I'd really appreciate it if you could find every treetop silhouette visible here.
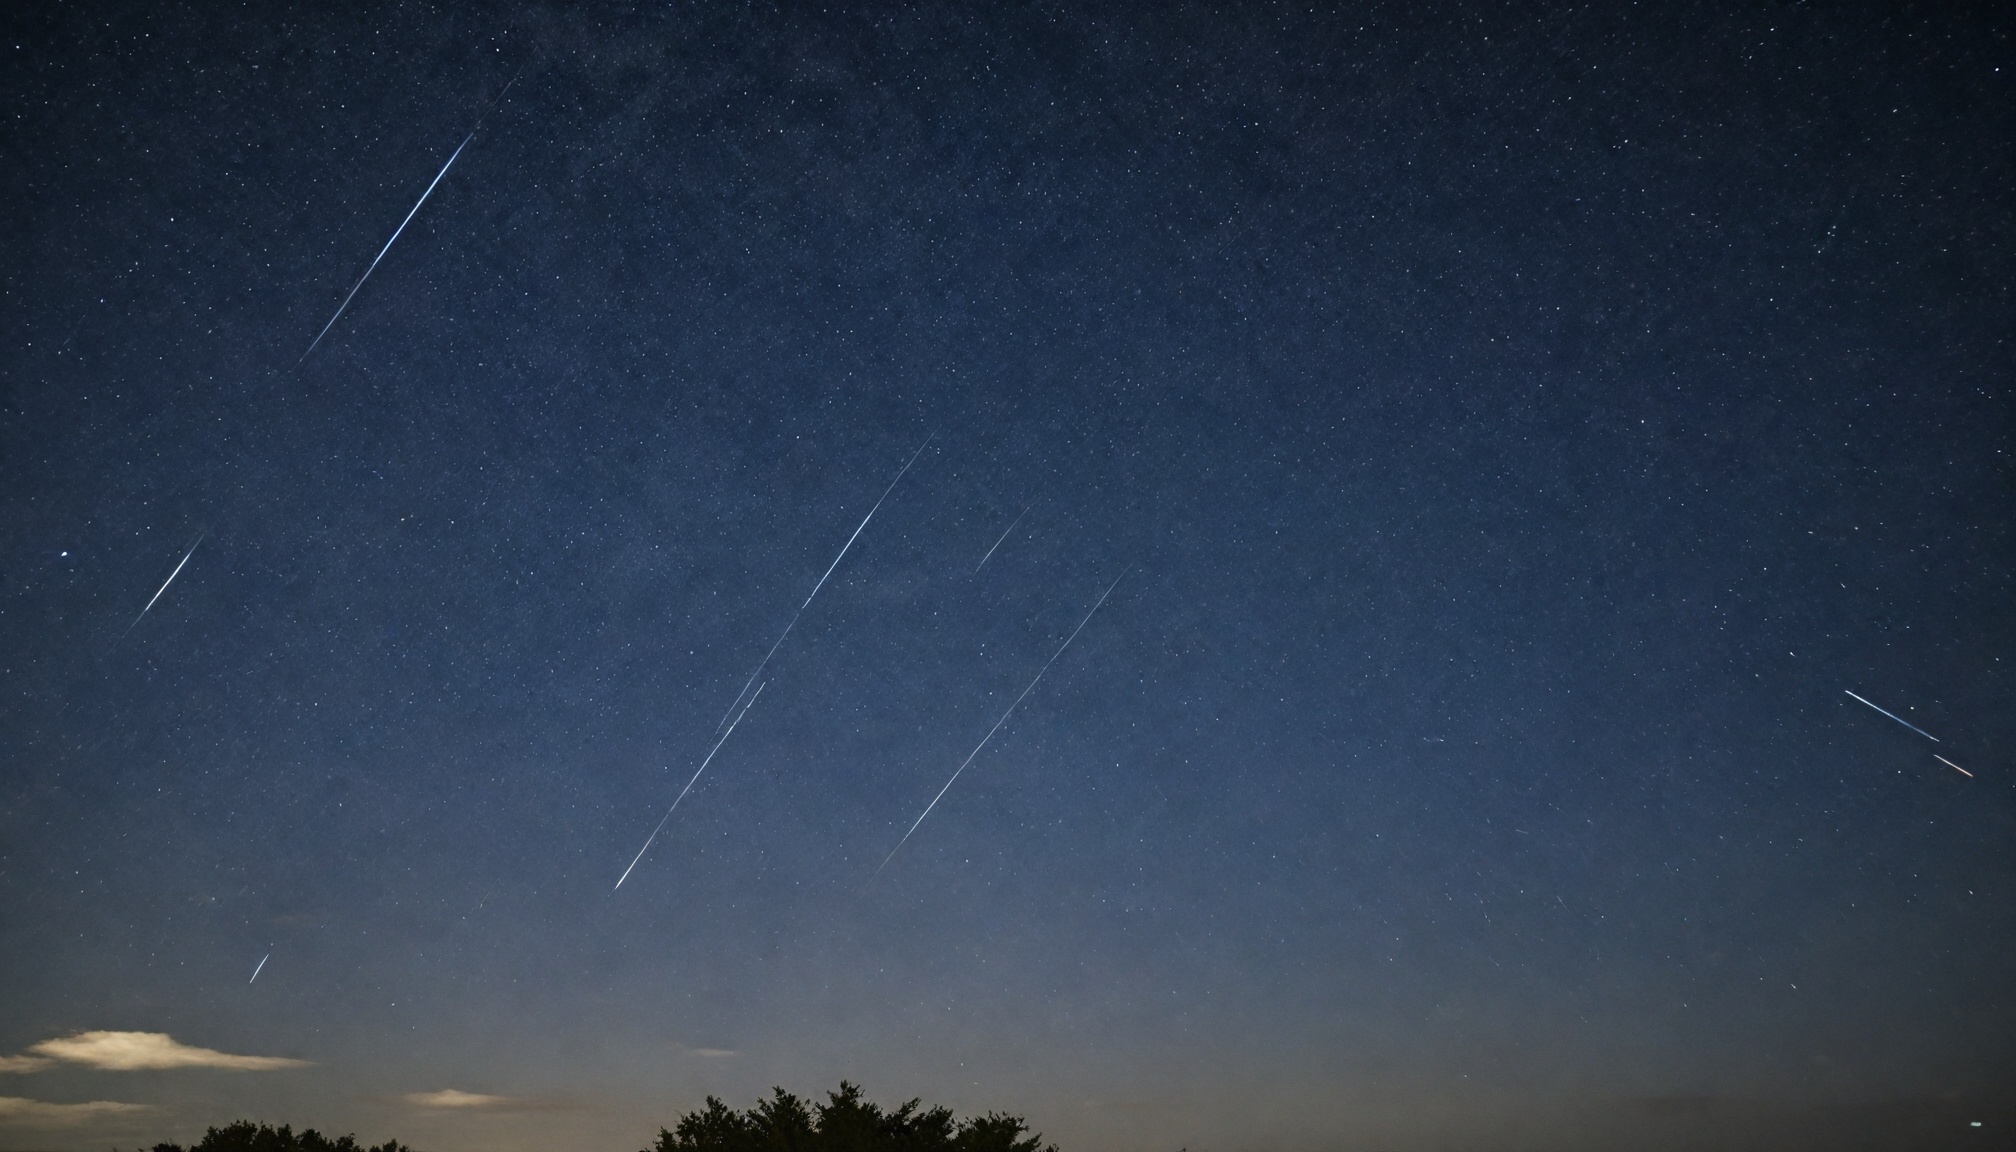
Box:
[647,1081,1056,1152]
[138,1120,410,1152]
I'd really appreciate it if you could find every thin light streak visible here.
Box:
[873,567,1129,881]
[1935,754,1973,778]
[716,434,934,730]
[1844,690,1938,742]
[976,499,1036,573]
[123,534,205,638]
[300,134,472,363]
[615,683,766,892]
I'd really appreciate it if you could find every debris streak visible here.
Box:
[615,683,766,892]
[1843,690,1939,742]
[873,567,1129,881]
[716,435,934,730]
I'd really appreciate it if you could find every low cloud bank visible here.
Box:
[0,1095,152,1127]
[2,1031,308,1072]
[0,1057,53,1073]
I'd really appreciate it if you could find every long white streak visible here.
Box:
[300,134,472,363]
[125,534,205,637]
[1934,754,1973,778]
[800,435,934,615]
[249,954,268,984]
[615,683,766,892]
[975,500,1035,573]
[874,567,1129,880]
[716,435,934,730]
[1844,689,1939,742]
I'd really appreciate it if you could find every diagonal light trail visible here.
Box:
[615,683,766,892]
[1844,689,1939,742]
[300,134,472,363]
[873,567,1129,881]
[715,434,934,730]
[975,498,1035,573]
[123,533,205,639]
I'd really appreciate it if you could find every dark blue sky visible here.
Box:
[2,3,2010,1149]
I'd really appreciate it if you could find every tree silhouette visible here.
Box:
[647,1082,1056,1152]
[137,1120,411,1152]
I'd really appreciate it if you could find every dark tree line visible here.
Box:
[128,1083,1050,1152]
[647,1082,1057,1152]
[135,1120,410,1152]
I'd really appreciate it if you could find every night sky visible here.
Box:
[2,3,2011,1150]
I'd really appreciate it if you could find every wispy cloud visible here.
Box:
[0,1096,152,1127]
[403,1089,515,1109]
[25,1032,309,1071]
[0,1057,53,1074]
[398,1089,579,1112]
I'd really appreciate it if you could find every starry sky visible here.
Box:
[1,3,2011,1150]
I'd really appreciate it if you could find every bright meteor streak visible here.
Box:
[716,434,933,730]
[615,683,766,892]
[1844,689,1939,742]
[1935,754,1973,778]
[300,133,472,363]
[249,954,268,984]
[874,567,1129,881]
[124,533,204,639]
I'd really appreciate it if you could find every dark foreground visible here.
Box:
[113,1083,1050,1152]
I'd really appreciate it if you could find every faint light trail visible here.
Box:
[873,567,1129,881]
[975,499,1036,573]
[716,434,933,730]
[615,683,766,892]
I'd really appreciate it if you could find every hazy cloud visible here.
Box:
[397,1089,581,1112]
[689,1048,739,1059]
[27,1031,309,1071]
[0,1057,53,1074]
[403,1089,514,1109]
[0,1096,153,1127]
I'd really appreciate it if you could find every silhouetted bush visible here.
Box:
[140,1120,410,1152]
[646,1082,1055,1152]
